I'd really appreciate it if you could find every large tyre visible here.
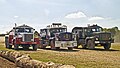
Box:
[56,47,60,50]
[5,41,12,49]
[14,44,19,50]
[75,39,80,49]
[5,36,12,49]
[8,45,12,49]
[32,44,38,51]
[81,44,87,49]
[74,46,78,49]
[104,43,111,50]
[87,40,95,49]
[6,44,12,49]
[50,40,55,50]
[5,40,8,48]
[40,40,46,49]
[39,45,46,49]
[68,47,73,50]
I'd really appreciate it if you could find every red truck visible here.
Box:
[5,24,40,50]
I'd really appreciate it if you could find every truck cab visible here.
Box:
[40,23,77,50]
[72,24,113,50]
[5,24,40,50]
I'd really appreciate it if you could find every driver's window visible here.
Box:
[92,29,96,32]
[31,29,34,33]
[25,29,29,32]
[42,30,46,36]
[15,29,19,32]
[18,28,24,32]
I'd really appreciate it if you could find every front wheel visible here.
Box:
[68,47,73,50]
[50,40,55,50]
[14,44,19,50]
[32,44,38,51]
[39,40,46,49]
[75,39,81,49]
[74,46,79,49]
[87,40,95,49]
[6,44,12,49]
[103,43,111,50]
[8,45,12,49]
[5,41,12,49]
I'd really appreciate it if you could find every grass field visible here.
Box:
[0,36,120,68]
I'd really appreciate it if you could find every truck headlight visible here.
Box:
[31,39,34,41]
[96,38,99,40]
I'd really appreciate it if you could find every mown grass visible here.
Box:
[0,36,120,68]
[28,47,120,68]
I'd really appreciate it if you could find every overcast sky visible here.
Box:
[0,0,120,33]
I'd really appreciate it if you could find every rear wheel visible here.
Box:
[32,44,38,51]
[50,40,55,50]
[103,43,111,50]
[5,39,8,48]
[5,41,12,49]
[5,36,12,49]
[40,40,46,49]
[40,45,46,49]
[14,44,19,50]
[68,47,73,50]
[8,45,12,49]
[87,40,95,49]
[56,47,60,50]
[6,44,12,49]
[75,40,80,48]
[81,44,87,49]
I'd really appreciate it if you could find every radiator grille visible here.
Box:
[99,33,111,41]
[24,34,33,42]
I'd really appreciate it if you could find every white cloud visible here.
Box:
[14,16,19,18]
[88,17,104,21]
[65,11,87,19]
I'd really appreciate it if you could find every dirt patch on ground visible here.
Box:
[0,57,16,68]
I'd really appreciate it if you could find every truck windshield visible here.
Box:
[91,28,102,32]
[16,28,33,33]
[49,28,66,37]
[59,33,72,41]
[50,28,66,33]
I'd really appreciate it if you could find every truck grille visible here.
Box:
[24,34,33,42]
[60,33,72,41]
[99,33,111,41]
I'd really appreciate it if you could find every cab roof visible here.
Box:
[13,24,34,29]
[72,24,102,30]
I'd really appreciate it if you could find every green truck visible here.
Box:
[72,24,114,50]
